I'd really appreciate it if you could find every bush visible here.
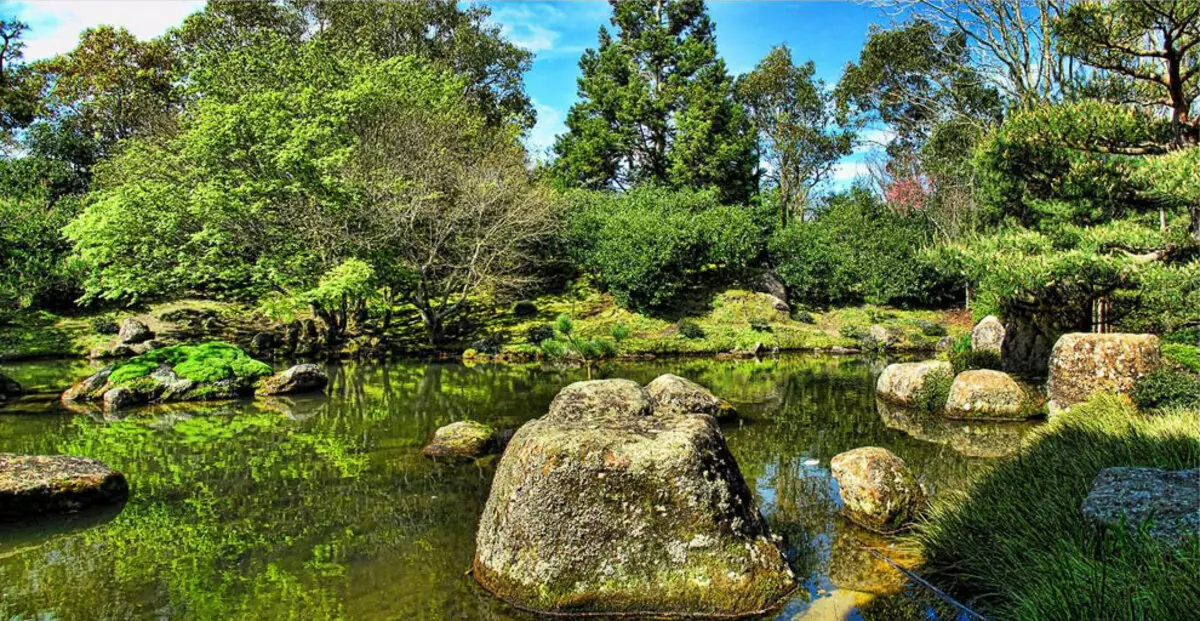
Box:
[915,319,947,337]
[769,187,954,307]
[912,368,953,413]
[949,348,1002,375]
[839,324,865,340]
[539,338,566,358]
[609,323,629,342]
[91,318,119,335]
[526,323,555,345]
[511,300,538,317]
[792,309,815,324]
[1162,343,1200,373]
[1132,367,1200,410]
[748,317,771,332]
[565,187,762,312]
[915,394,1199,620]
[677,319,704,340]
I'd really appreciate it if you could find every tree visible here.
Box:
[552,0,755,203]
[739,45,854,227]
[0,19,40,149]
[1056,0,1199,146]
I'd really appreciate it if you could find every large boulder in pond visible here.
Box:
[1082,467,1198,544]
[971,315,1005,355]
[118,317,153,344]
[830,447,925,534]
[473,379,795,616]
[1048,333,1161,414]
[62,342,272,411]
[944,370,1044,420]
[256,363,328,396]
[422,421,497,461]
[0,373,21,402]
[645,373,737,421]
[0,454,129,520]
[875,361,953,409]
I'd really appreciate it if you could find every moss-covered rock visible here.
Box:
[1048,333,1161,414]
[971,315,1005,355]
[117,318,153,344]
[645,373,737,421]
[474,378,795,616]
[944,369,1044,420]
[62,342,271,411]
[422,421,497,461]
[256,363,328,396]
[875,361,953,410]
[830,447,925,534]
[0,454,129,520]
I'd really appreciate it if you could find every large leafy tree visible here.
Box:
[1055,0,1199,146]
[551,0,755,203]
[738,44,853,227]
[0,19,41,149]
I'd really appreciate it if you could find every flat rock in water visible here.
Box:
[0,454,129,520]
[257,364,328,396]
[1048,333,1161,414]
[422,421,497,461]
[474,378,794,616]
[645,373,737,421]
[1082,467,1199,544]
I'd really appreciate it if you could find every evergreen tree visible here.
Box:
[552,0,755,203]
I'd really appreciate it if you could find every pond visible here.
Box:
[0,355,1036,620]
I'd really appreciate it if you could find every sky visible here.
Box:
[3,0,901,186]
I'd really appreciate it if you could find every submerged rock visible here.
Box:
[830,447,925,534]
[645,373,737,421]
[1048,333,1161,414]
[422,421,497,461]
[474,378,794,616]
[875,361,953,409]
[0,454,129,520]
[257,364,328,396]
[944,370,1044,420]
[1081,467,1198,544]
[118,318,153,344]
[0,373,21,402]
[62,342,271,411]
[971,315,1005,355]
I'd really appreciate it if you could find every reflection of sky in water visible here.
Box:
[0,355,1014,620]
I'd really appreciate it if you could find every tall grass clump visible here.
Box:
[914,394,1199,620]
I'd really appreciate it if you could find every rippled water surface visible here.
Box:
[0,355,1036,620]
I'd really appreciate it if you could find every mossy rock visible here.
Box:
[945,369,1044,420]
[62,342,270,411]
[831,447,925,534]
[422,421,497,461]
[645,373,737,422]
[0,454,129,520]
[474,379,795,616]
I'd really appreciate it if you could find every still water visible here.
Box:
[0,355,1035,620]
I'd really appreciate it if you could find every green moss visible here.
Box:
[110,342,271,385]
[1163,343,1200,373]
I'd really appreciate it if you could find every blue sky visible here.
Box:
[5,0,899,185]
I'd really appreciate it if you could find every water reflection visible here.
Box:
[0,355,1015,620]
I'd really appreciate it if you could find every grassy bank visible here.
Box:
[914,394,1200,620]
[0,285,967,361]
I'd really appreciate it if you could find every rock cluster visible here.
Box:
[1048,333,1161,414]
[944,369,1044,420]
[474,377,794,616]
[830,447,925,534]
[0,454,129,520]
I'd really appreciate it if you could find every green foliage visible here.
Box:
[565,187,760,312]
[551,0,755,203]
[912,367,953,414]
[916,394,1200,620]
[609,323,629,342]
[838,324,865,340]
[792,310,815,324]
[949,349,1002,375]
[109,342,271,385]
[538,313,615,363]
[770,187,952,306]
[1163,344,1200,373]
[677,319,705,340]
[526,324,555,345]
[916,319,947,337]
[1133,368,1200,410]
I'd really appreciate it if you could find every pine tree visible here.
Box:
[551,0,755,203]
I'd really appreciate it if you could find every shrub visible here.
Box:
[109,342,271,384]
[915,319,947,337]
[1162,343,1200,373]
[539,338,566,358]
[839,324,865,340]
[748,317,771,332]
[912,368,953,413]
[511,300,538,317]
[91,318,119,335]
[949,348,1002,375]
[526,323,555,345]
[792,309,815,324]
[677,319,704,340]
[609,323,629,342]
[468,334,503,355]
[1132,367,1200,410]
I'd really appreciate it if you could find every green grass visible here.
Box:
[914,394,1200,620]
[109,342,272,384]
[1162,343,1199,373]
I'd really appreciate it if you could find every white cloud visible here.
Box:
[7,0,205,60]
[831,158,871,186]
[525,99,564,162]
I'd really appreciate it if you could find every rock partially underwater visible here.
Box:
[830,447,925,534]
[0,454,129,520]
[944,369,1044,420]
[256,363,328,396]
[422,421,499,461]
[473,377,795,616]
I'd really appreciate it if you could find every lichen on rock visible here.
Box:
[257,363,328,396]
[473,378,794,616]
[645,373,737,421]
[971,315,1005,355]
[1081,467,1198,544]
[0,454,129,520]
[1048,333,1161,414]
[875,361,953,410]
[422,420,497,461]
[830,447,925,534]
[944,369,1044,420]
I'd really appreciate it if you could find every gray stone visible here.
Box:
[764,294,790,313]
[474,378,794,616]
[935,336,954,353]
[0,454,129,519]
[257,363,328,396]
[944,369,1044,420]
[1048,333,1161,414]
[831,447,925,534]
[971,315,1005,355]
[645,373,737,421]
[1082,467,1199,544]
[102,387,141,412]
[875,361,953,409]
[422,421,497,461]
[1000,314,1056,377]
[118,318,153,344]
[865,325,895,350]
[754,270,788,302]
